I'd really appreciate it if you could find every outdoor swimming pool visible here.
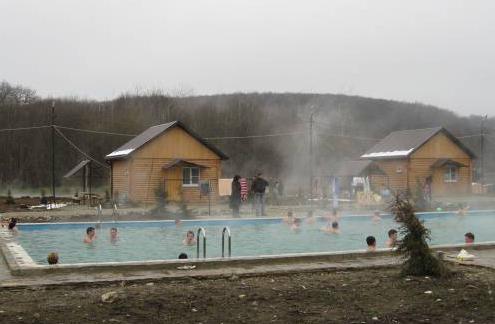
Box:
[13,211,495,265]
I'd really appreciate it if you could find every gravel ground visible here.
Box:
[0,264,493,323]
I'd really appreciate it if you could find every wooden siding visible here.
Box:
[111,126,223,205]
[112,160,130,201]
[131,127,220,160]
[372,160,409,193]
[370,132,473,196]
[409,132,472,196]
[128,158,220,204]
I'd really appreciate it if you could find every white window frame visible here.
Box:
[443,165,458,183]
[182,167,200,187]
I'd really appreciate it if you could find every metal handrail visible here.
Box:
[112,203,119,223]
[95,204,102,228]
[221,226,231,258]
[196,227,206,258]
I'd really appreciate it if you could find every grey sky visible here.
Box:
[1,0,494,116]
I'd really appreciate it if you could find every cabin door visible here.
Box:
[164,167,181,202]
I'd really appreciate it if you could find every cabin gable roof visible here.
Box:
[105,121,228,160]
[360,127,475,160]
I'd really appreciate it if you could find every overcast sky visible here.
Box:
[1,0,494,116]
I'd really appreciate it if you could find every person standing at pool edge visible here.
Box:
[230,175,242,218]
[84,227,96,243]
[251,172,269,217]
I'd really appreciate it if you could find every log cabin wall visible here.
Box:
[409,132,472,196]
[111,127,223,205]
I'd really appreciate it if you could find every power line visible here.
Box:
[0,125,51,132]
[314,124,380,141]
[457,134,481,139]
[54,125,137,137]
[54,127,109,169]
[0,123,490,144]
[204,131,306,140]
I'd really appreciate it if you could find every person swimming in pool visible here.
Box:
[183,230,197,246]
[47,252,59,265]
[372,210,382,223]
[84,227,96,244]
[305,210,316,224]
[1,217,9,228]
[110,227,118,242]
[464,232,475,244]
[457,204,470,216]
[291,218,302,231]
[386,229,398,248]
[326,208,340,223]
[7,218,19,233]
[366,236,377,252]
[283,210,294,225]
[322,221,340,234]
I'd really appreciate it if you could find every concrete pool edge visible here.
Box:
[2,239,495,277]
[14,208,495,226]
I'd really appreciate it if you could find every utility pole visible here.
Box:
[309,112,314,207]
[51,101,56,203]
[480,115,488,185]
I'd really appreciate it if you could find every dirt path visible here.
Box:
[0,265,493,323]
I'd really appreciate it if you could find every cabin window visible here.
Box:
[182,167,200,186]
[443,166,458,183]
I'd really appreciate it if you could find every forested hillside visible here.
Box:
[1,81,494,194]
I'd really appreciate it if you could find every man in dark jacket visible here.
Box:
[251,172,269,216]
[230,175,242,218]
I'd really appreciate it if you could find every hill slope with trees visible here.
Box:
[0,81,493,194]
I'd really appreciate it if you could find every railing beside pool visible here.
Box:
[222,226,232,258]
[196,227,206,258]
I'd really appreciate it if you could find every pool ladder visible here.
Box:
[196,227,207,258]
[112,203,119,223]
[95,204,103,228]
[222,226,232,258]
[196,226,232,259]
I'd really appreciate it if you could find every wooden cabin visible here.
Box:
[105,121,228,205]
[360,127,475,197]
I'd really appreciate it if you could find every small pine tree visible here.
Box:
[5,189,15,205]
[391,195,449,277]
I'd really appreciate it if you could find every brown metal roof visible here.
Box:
[162,159,208,170]
[361,127,476,160]
[430,158,468,169]
[105,121,228,160]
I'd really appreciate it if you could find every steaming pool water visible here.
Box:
[15,211,495,265]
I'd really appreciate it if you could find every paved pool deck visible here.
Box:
[1,246,495,288]
[0,254,400,288]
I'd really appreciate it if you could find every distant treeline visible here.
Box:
[0,81,494,192]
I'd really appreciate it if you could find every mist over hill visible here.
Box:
[1,82,493,193]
